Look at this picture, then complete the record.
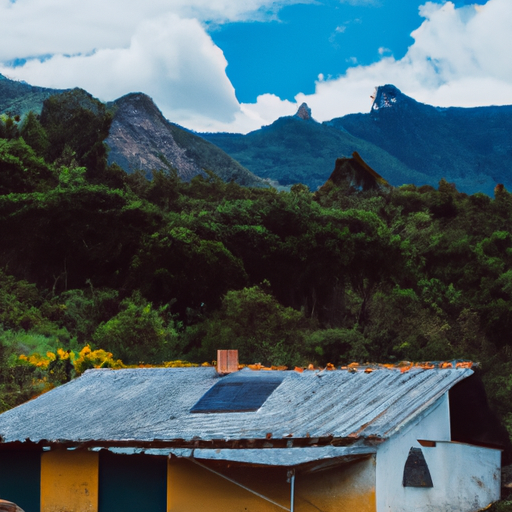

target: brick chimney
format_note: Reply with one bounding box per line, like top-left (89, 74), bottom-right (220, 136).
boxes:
top-left (217, 350), bottom-right (239, 374)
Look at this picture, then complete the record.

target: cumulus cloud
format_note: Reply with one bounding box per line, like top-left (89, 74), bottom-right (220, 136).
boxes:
top-left (0, 0), bottom-right (307, 62)
top-left (0, 0), bottom-right (310, 130)
top-left (292, 0), bottom-right (512, 122)
top-left (1, 0), bottom-right (511, 133)
top-left (236, 0), bottom-right (512, 132)
top-left (189, 93), bottom-right (297, 133)
top-left (1, 14), bottom-right (241, 123)
top-left (192, 0), bottom-right (512, 131)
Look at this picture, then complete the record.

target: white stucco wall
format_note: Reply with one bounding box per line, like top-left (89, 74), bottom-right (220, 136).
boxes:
top-left (375, 392), bottom-right (501, 512)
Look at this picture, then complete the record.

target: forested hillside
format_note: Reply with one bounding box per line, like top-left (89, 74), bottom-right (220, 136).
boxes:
top-left (203, 85), bottom-right (512, 196)
top-left (2, 99), bottom-right (512, 461)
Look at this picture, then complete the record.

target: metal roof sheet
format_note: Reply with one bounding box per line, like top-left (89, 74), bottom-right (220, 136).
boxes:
top-left (0, 366), bottom-right (472, 445)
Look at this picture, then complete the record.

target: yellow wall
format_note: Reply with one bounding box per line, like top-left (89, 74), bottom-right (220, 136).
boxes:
top-left (167, 456), bottom-right (376, 512)
top-left (41, 449), bottom-right (99, 512)
top-left (297, 456), bottom-right (376, 512)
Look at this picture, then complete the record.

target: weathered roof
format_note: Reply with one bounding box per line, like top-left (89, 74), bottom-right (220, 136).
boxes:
top-left (0, 366), bottom-right (472, 446)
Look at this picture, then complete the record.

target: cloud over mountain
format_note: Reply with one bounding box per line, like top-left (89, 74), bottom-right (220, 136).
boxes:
top-left (1, 14), bottom-right (240, 123)
top-left (0, 0), bottom-right (510, 133)
top-left (294, 0), bottom-right (512, 124)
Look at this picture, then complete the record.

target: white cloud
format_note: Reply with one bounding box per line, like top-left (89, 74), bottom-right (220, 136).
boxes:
top-left (289, 0), bottom-right (512, 123)
top-left (0, 0), bottom-right (308, 62)
top-left (189, 93), bottom-right (297, 133)
top-left (1, 0), bottom-right (511, 133)
top-left (0, 0), bottom-right (311, 131)
top-left (207, 0), bottom-right (512, 131)
top-left (0, 14), bottom-right (241, 123)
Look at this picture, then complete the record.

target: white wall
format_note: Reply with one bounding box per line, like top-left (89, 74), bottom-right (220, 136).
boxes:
top-left (375, 393), bottom-right (501, 512)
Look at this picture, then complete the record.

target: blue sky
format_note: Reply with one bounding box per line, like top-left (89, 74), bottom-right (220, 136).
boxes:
top-left (0, 0), bottom-right (509, 132)
top-left (211, 0), bottom-right (426, 103)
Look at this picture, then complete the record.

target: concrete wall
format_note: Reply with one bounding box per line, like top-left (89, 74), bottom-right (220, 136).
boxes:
top-left (167, 456), bottom-right (376, 512)
top-left (419, 442), bottom-right (500, 512)
top-left (375, 392), bottom-right (501, 512)
top-left (41, 449), bottom-right (99, 512)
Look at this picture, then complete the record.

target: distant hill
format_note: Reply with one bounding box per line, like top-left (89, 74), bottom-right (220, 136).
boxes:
top-left (202, 105), bottom-right (431, 191)
top-left (0, 75), bottom-right (265, 187)
top-left (0, 74), bottom-right (65, 116)
top-left (203, 89), bottom-right (512, 195)
top-left (327, 85), bottom-right (512, 195)
top-left (106, 93), bottom-right (265, 187)
top-left (3, 73), bottom-right (511, 194)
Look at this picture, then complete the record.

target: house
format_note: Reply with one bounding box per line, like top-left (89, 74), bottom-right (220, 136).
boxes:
top-left (0, 357), bottom-right (506, 512)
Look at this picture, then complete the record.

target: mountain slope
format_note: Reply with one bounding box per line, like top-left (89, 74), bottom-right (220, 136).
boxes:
top-left (0, 75), bottom-right (266, 188)
top-left (106, 93), bottom-right (266, 187)
top-left (0, 74), bottom-right (65, 116)
top-left (202, 106), bottom-right (430, 191)
top-left (328, 85), bottom-right (512, 195)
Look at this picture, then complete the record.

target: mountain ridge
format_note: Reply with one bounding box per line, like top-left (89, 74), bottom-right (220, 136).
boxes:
top-left (327, 84), bottom-right (512, 195)
top-left (2, 74), bottom-right (511, 194)
top-left (0, 73), bottom-right (65, 116)
top-left (106, 92), bottom-right (265, 187)
top-left (0, 76), bottom-right (265, 188)
top-left (202, 102), bottom-right (435, 191)
top-left (202, 85), bottom-right (512, 195)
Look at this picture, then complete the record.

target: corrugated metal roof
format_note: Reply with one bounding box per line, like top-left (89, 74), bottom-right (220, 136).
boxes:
top-left (0, 366), bottom-right (472, 445)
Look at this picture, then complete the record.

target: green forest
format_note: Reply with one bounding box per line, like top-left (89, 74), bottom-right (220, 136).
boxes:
top-left (2, 91), bottom-right (512, 491)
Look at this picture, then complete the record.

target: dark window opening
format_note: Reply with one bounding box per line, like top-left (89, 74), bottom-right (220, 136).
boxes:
top-left (0, 448), bottom-right (41, 512)
top-left (402, 447), bottom-right (433, 488)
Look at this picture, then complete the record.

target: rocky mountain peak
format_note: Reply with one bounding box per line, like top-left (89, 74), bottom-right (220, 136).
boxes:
top-left (370, 84), bottom-right (405, 111)
top-left (106, 92), bottom-right (265, 187)
top-left (295, 102), bottom-right (312, 120)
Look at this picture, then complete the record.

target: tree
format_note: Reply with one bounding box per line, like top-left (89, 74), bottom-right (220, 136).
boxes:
top-left (40, 89), bottom-right (112, 181)
top-left (19, 111), bottom-right (49, 157)
top-left (189, 286), bottom-right (311, 366)
top-left (92, 293), bottom-right (178, 364)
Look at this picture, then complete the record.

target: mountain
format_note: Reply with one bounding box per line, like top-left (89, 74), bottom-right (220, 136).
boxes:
top-left (0, 73), bottom-right (65, 116)
top-left (202, 104), bottom-right (430, 191)
top-left (0, 75), bottom-right (265, 188)
top-left (203, 86), bottom-right (512, 195)
top-left (327, 85), bottom-right (512, 195)
top-left (106, 93), bottom-right (266, 187)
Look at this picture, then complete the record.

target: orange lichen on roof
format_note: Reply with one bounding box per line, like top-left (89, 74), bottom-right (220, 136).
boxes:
top-left (416, 363), bottom-right (435, 369)
top-left (242, 360), bottom-right (474, 372)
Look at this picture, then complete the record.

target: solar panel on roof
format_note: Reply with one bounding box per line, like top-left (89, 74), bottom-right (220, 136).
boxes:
top-left (190, 371), bottom-right (285, 413)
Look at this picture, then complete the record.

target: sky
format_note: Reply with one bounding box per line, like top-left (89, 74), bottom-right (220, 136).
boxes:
top-left (0, 0), bottom-right (510, 133)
